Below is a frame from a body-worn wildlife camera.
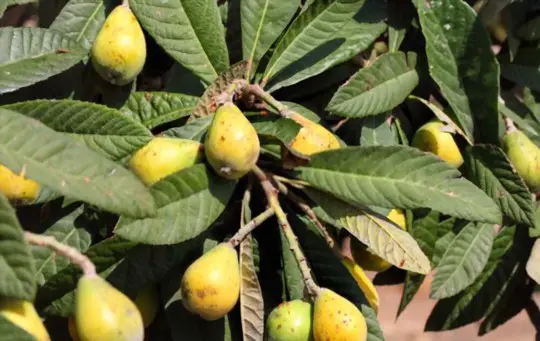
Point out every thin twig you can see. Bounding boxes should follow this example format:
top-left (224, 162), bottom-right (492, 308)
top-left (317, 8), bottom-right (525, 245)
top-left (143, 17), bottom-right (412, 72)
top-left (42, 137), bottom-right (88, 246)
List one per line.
top-left (272, 176), bottom-right (342, 258)
top-left (25, 232), bottom-right (96, 276)
top-left (122, 0), bottom-right (130, 7)
top-left (228, 208), bottom-right (275, 247)
top-left (271, 175), bottom-right (310, 189)
top-left (251, 165), bottom-right (321, 299)
top-left (331, 118), bottom-right (350, 133)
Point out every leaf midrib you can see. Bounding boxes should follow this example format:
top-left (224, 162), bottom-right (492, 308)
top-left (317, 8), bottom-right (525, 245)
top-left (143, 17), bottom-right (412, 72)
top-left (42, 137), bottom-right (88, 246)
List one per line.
top-left (74, 2), bottom-right (104, 44)
top-left (365, 213), bottom-right (430, 273)
top-left (265, 1), bottom-right (340, 79)
top-left (432, 224), bottom-right (489, 298)
top-left (304, 167), bottom-right (479, 206)
top-left (247, 0), bottom-right (271, 79)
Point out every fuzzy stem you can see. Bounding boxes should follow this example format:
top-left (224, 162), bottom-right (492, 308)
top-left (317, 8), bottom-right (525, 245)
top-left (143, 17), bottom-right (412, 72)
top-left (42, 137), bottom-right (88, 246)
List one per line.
top-left (24, 232), bottom-right (96, 276)
top-left (252, 165), bottom-right (322, 299)
top-left (245, 84), bottom-right (294, 119)
top-left (122, 0), bottom-right (130, 8)
top-left (229, 207), bottom-right (275, 247)
top-left (215, 80), bottom-right (248, 107)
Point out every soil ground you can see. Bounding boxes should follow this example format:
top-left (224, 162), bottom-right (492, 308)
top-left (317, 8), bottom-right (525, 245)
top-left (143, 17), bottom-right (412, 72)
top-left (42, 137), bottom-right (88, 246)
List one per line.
top-left (375, 273), bottom-right (538, 340)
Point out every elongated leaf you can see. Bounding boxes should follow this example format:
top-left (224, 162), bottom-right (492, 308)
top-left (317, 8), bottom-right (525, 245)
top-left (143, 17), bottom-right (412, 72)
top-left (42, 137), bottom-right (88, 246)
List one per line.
top-left (425, 226), bottom-right (532, 331)
top-left (263, 0), bottom-right (367, 83)
top-left (0, 108), bottom-right (156, 218)
top-left (0, 27), bottom-right (86, 94)
top-left (190, 60), bottom-right (248, 119)
top-left (297, 146), bottom-right (502, 224)
top-left (430, 223), bottom-right (495, 299)
top-left (130, 0), bottom-right (228, 83)
top-left (465, 144), bottom-right (535, 226)
top-left (240, 235), bottom-right (264, 341)
top-left (0, 193), bottom-right (36, 300)
top-left (115, 164), bottom-right (236, 245)
top-left (162, 115), bottom-right (213, 143)
top-left (327, 52), bottom-right (419, 118)
top-left (305, 188), bottom-right (431, 274)
top-left (241, 0), bottom-right (300, 78)
top-left (413, 0), bottom-right (500, 145)
top-left (266, 0), bottom-right (387, 92)
top-left (32, 206), bottom-right (92, 286)
top-left (0, 315), bottom-right (37, 341)
top-left (120, 92), bottom-right (198, 129)
top-left (49, 0), bottom-right (107, 50)
top-left (397, 210), bottom-right (439, 316)
top-left (4, 100), bottom-right (152, 162)
top-left (526, 238), bottom-right (540, 284)
top-left (387, 0), bottom-right (414, 52)
top-left (288, 212), bottom-right (384, 341)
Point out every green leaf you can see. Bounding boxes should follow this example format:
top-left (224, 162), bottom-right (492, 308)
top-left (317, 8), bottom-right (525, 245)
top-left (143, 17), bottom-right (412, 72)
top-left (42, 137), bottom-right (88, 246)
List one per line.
top-left (0, 315), bottom-right (37, 341)
top-left (288, 211), bottom-right (384, 341)
top-left (327, 52), bottom-right (419, 118)
top-left (297, 146), bottom-right (502, 224)
top-left (32, 206), bottom-right (92, 286)
top-left (130, 0), bottom-right (229, 84)
top-left (0, 193), bottom-right (36, 301)
top-left (250, 114), bottom-right (302, 146)
top-left (49, 0), bottom-right (107, 50)
top-left (162, 115), bottom-right (213, 143)
top-left (425, 226), bottom-right (531, 331)
top-left (36, 236), bottom-right (138, 308)
top-left (4, 99), bottom-right (153, 162)
top-left (464, 144), bottom-right (535, 226)
top-left (387, 0), bottom-right (414, 52)
top-left (120, 92), bottom-right (199, 129)
top-left (240, 235), bottom-right (264, 341)
top-left (360, 114), bottom-right (399, 147)
top-left (397, 210), bottom-right (439, 316)
top-left (190, 60), bottom-right (249, 120)
top-left (115, 164), bottom-right (236, 245)
top-left (0, 27), bottom-right (87, 94)
top-left (413, 0), bottom-right (500, 145)
top-left (263, 0), bottom-right (368, 83)
top-left (0, 0), bottom-right (38, 17)
top-left (241, 0), bottom-right (300, 78)
top-left (0, 108), bottom-right (156, 218)
top-left (265, 0), bottom-right (387, 92)
top-left (279, 228), bottom-right (305, 300)
top-left (430, 223), bottom-right (495, 299)
top-left (306, 188), bottom-right (431, 274)
top-left (499, 92), bottom-right (540, 145)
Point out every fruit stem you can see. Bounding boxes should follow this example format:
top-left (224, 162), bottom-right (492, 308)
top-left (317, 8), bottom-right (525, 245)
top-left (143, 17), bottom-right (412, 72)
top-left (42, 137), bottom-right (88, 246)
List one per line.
top-left (272, 176), bottom-right (343, 259)
top-left (215, 80), bottom-right (247, 107)
top-left (271, 175), bottom-right (310, 189)
top-left (122, 0), bottom-right (130, 7)
top-left (245, 84), bottom-right (294, 119)
top-left (504, 117), bottom-right (517, 134)
top-left (24, 231), bottom-right (96, 276)
top-left (229, 207), bottom-right (275, 247)
top-left (251, 165), bottom-right (322, 299)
